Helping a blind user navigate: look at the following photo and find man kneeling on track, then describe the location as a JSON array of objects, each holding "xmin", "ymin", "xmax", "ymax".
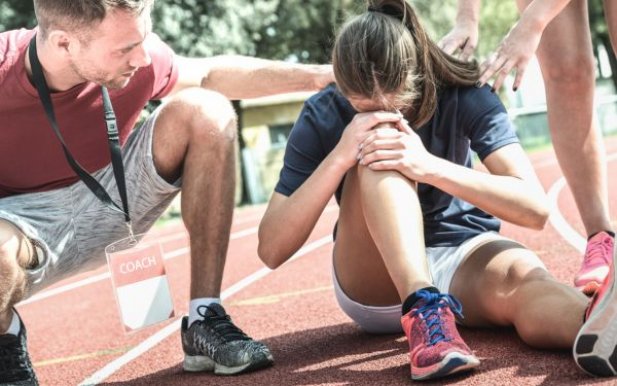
[{"xmin": 0, "ymin": 0, "xmax": 332, "ymax": 384}]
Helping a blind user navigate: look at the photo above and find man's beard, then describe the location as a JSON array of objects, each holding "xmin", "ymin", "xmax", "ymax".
[
  {"xmin": 103, "ymin": 76, "xmax": 131, "ymax": 89},
  {"xmin": 70, "ymin": 61, "xmax": 131, "ymax": 89}
]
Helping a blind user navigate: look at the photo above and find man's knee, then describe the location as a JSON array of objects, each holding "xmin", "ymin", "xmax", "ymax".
[
  {"xmin": 0, "ymin": 221, "xmax": 30, "ymax": 310},
  {"xmin": 163, "ymin": 87, "xmax": 237, "ymax": 144},
  {"xmin": 0, "ymin": 220, "xmax": 34, "ymax": 269}
]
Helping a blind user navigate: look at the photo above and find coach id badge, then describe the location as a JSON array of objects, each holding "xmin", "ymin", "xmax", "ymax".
[{"xmin": 105, "ymin": 234, "xmax": 175, "ymax": 333}]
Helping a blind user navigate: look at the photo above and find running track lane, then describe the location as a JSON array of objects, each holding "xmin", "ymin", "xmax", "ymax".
[{"xmin": 19, "ymin": 137, "xmax": 617, "ymax": 386}]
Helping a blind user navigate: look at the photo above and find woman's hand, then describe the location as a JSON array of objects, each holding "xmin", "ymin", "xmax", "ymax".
[
  {"xmin": 477, "ymin": 22, "xmax": 542, "ymax": 92},
  {"xmin": 333, "ymin": 111, "xmax": 404, "ymax": 170},
  {"xmin": 438, "ymin": 20, "xmax": 479, "ymax": 61},
  {"xmin": 358, "ymin": 120, "xmax": 438, "ymax": 183}
]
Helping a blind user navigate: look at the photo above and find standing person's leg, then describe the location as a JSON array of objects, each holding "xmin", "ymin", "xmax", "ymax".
[
  {"xmin": 334, "ymin": 166, "xmax": 479, "ymax": 381},
  {"xmin": 516, "ymin": 0, "xmax": 613, "ymax": 295},
  {"xmin": 151, "ymin": 87, "xmax": 272, "ymax": 375}
]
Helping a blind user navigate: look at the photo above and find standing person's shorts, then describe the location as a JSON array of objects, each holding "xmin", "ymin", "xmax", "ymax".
[
  {"xmin": 332, "ymin": 232, "xmax": 535, "ymax": 334},
  {"xmin": 0, "ymin": 109, "xmax": 181, "ymax": 295}
]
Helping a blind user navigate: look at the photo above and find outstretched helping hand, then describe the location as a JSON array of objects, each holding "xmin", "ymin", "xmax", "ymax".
[
  {"xmin": 477, "ymin": 22, "xmax": 543, "ymax": 92},
  {"xmin": 438, "ymin": 19, "xmax": 479, "ymax": 61}
]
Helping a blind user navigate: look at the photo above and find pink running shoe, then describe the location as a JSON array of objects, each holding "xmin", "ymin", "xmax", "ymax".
[
  {"xmin": 574, "ymin": 232, "xmax": 614, "ymax": 296},
  {"xmin": 573, "ymin": 241, "xmax": 617, "ymax": 376},
  {"xmin": 401, "ymin": 290, "xmax": 479, "ymax": 381}
]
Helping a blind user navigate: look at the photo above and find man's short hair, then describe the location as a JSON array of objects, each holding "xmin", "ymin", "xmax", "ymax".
[{"xmin": 33, "ymin": 0, "xmax": 153, "ymax": 39}]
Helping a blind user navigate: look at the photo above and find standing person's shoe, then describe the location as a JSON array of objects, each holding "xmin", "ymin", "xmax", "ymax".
[
  {"xmin": 401, "ymin": 290, "xmax": 479, "ymax": 381},
  {"xmin": 574, "ymin": 242, "xmax": 617, "ymax": 377},
  {"xmin": 574, "ymin": 231, "xmax": 614, "ymax": 296},
  {"xmin": 181, "ymin": 303, "xmax": 273, "ymax": 375},
  {"xmin": 0, "ymin": 311, "xmax": 38, "ymax": 386}
]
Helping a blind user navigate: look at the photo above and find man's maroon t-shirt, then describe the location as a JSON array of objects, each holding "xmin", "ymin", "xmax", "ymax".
[{"xmin": 0, "ymin": 29, "xmax": 179, "ymax": 198}]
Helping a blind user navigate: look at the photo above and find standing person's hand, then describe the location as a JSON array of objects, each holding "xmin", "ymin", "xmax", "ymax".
[
  {"xmin": 478, "ymin": 21, "xmax": 543, "ymax": 92},
  {"xmin": 332, "ymin": 111, "xmax": 403, "ymax": 170},
  {"xmin": 438, "ymin": 21, "xmax": 479, "ymax": 61},
  {"xmin": 358, "ymin": 119, "xmax": 438, "ymax": 183}
]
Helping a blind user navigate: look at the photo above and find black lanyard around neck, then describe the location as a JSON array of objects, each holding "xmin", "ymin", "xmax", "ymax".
[{"xmin": 28, "ymin": 35, "xmax": 133, "ymax": 234}]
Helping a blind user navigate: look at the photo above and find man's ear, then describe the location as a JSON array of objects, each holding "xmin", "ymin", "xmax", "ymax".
[{"xmin": 46, "ymin": 29, "xmax": 74, "ymax": 56}]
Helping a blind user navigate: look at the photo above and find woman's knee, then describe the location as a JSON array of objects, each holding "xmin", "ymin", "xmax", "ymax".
[{"xmin": 356, "ymin": 166, "xmax": 418, "ymax": 195}]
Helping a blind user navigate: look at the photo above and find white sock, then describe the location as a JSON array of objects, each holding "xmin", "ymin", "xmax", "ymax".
[
  {"xmin": 3, "ymin": 311, "xmax": 20, "ymax": 336},
  {"xmin": 188, "ymin": 298, "xmax": 221, "ymax": 326}
]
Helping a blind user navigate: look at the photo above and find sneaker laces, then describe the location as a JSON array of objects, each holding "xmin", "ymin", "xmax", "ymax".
[
  {"xmin": 585, "ymin": 235, "xmax": 613, "ymax": 266},
  {"xmin": 412, "ymin": 290, "xmax": 464, "ymax": 346},
  {"xmin": 197, "ymin": 305, "xmax": 250, "ymax": 343}
]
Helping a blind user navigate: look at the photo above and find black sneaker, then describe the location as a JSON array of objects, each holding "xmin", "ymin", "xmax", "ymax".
[
  {"xmin": 181, "ymin": 303, "xmax": 273, "ymax": 375},
  {"xmin": 0, "ymin": 311, "xmax": 38, "ymax": 386}
]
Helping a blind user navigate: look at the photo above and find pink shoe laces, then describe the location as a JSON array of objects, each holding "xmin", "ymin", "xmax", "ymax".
[{"xmin": 584, "ymin": 233, "xmax": 614, "ymax": 267}]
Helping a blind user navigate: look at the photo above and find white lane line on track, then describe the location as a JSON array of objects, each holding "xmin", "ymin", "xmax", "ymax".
[
  {"xmin": 78, "ymin": 235, "xmax": 334, "ymax": 386},
  {"xmin": 20, "ymin": 205, "xmax": 338, "ymax": 306},
  {"xmin": 19, "ymin": 235, "xmax": 248, "ymax": 307},
  {"xmin": 20, "ymin": 229, "xmax": 259, "ymax": 306},
  {"xmin": 78, "ymin": 152, "xmax": 615, "ymax": 385},
  {"xmin": 547, "ymin": 152, "xmax": 617, "ymax": 252}
]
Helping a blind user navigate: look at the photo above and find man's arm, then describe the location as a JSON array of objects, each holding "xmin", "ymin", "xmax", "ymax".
[{"xmin": 168, "ymin": 55, "xmax": 333, "ymax": 100}]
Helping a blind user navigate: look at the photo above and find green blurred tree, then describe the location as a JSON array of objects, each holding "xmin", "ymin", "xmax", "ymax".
[
  {"xmin": 412, "ymin": 0, "xmax": 518, "ymax": 59},
  {"xmin": 589, "ymin": 0, "xmax": 617, "ymax": 89},
  {"xmin": 0, "ymin": 0, "xmax": 35, "ymax": 31},
  {"xmin": 151, "ymin": 0, "xmax": 353, "ymax": 63}
]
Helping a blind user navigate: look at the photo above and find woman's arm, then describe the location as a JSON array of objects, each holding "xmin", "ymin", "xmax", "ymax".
[
  {"xmin": 423, "ymin": 143, "xmax": 549, "ymax": 229},
  {"xmin": 359, "ymin": 125, "xmax": 549, "ymax": 229},
  {"xmin": 477, "ymin": 0, "xmax": 572, "ymax": 91},
  {"xmin": 258, "ymin": 154, "xmax": 348, "ymax": 269},
  {"xmin": 258, "ymin": 111, "xmax": 404, "ymax": 268}
]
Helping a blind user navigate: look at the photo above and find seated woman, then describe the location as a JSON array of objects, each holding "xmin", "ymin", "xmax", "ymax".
[{"xmin": 257, "ymin": 0, "xmax": 617, "ymax": 381}]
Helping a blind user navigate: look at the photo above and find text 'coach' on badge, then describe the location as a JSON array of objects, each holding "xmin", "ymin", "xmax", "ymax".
[{"xmin": 106, "ymin": 235, "xmax": 175, "ymax": 333}]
